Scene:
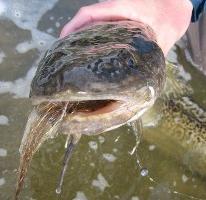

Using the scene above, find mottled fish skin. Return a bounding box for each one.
[16,21,166,199]
[15,20,206,200]
[158,97,206,176]
[30,21,165,101]
[142,63,206,176]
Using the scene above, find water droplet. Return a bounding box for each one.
[55,187,61,194]
[140,168,148,177]
[14,10,21,17]
[49,16,54,20]
[39,41,45,46]
[136,159,140,165]
[55,22,60,28]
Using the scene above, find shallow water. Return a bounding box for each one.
[0,0,206,200]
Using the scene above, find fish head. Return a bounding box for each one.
[30,21,166,136]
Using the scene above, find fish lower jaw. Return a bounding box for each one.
[60,98,154,136]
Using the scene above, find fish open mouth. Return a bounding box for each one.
[16,95,153,199]
[66,100,117,113]
[31,98,134,195]
[63,99,122,115]
[37,99,123,118]
[33,86,155,136]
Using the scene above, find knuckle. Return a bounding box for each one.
[78,6,89,14]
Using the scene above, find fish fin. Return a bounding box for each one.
[164,62,193,99]
[15,102,68,199]
[56,134,81,194]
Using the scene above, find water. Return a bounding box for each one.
[0,0,206,199]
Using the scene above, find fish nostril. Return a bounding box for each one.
[50,68,55,73]
[127,58,137,70]
[110,58,115,63]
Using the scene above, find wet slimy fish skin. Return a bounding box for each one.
[143,95,206,177]
[142,64,206,177]
[15,20,206,199]
[16,20,166,199]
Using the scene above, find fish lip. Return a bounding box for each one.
[31,85,156,121]
[31,85,155,105]
[60,95,154,135]
[30,86,156,136]
[32,95,129,106]
[32,97,132,118]
[31,86,156,117]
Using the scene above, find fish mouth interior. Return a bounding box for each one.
[37,99,124,118]
[66,99,121,115]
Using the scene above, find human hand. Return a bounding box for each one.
[60,0,193,55]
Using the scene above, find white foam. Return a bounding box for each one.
[90,162,95,167]
[88,141,98,151]
[113,148,118,153]
[0,0,59,97]
[92,173,109,192]
[1,1,55,28]
[131,197,139,200]
[15,41,35,54]
[103,153,116,162]
[0,177,5,186]
[55,22,60,28]
[148,144,156,151]
[0,148,7,157]
[0,115,9,125]
[72,191,88,200]
[0,50,5,63]
[0,0,6,15]
[49,16,54,20]
[1,0,57,52]
[46,28,54,34]
[0,65,36,98]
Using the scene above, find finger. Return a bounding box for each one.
[60,0,129,38]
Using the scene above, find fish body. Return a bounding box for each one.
[142,65,206,176]
[16,21,165,199]
[15,20,206,198]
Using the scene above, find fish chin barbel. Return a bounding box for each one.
[15,20,165,199]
